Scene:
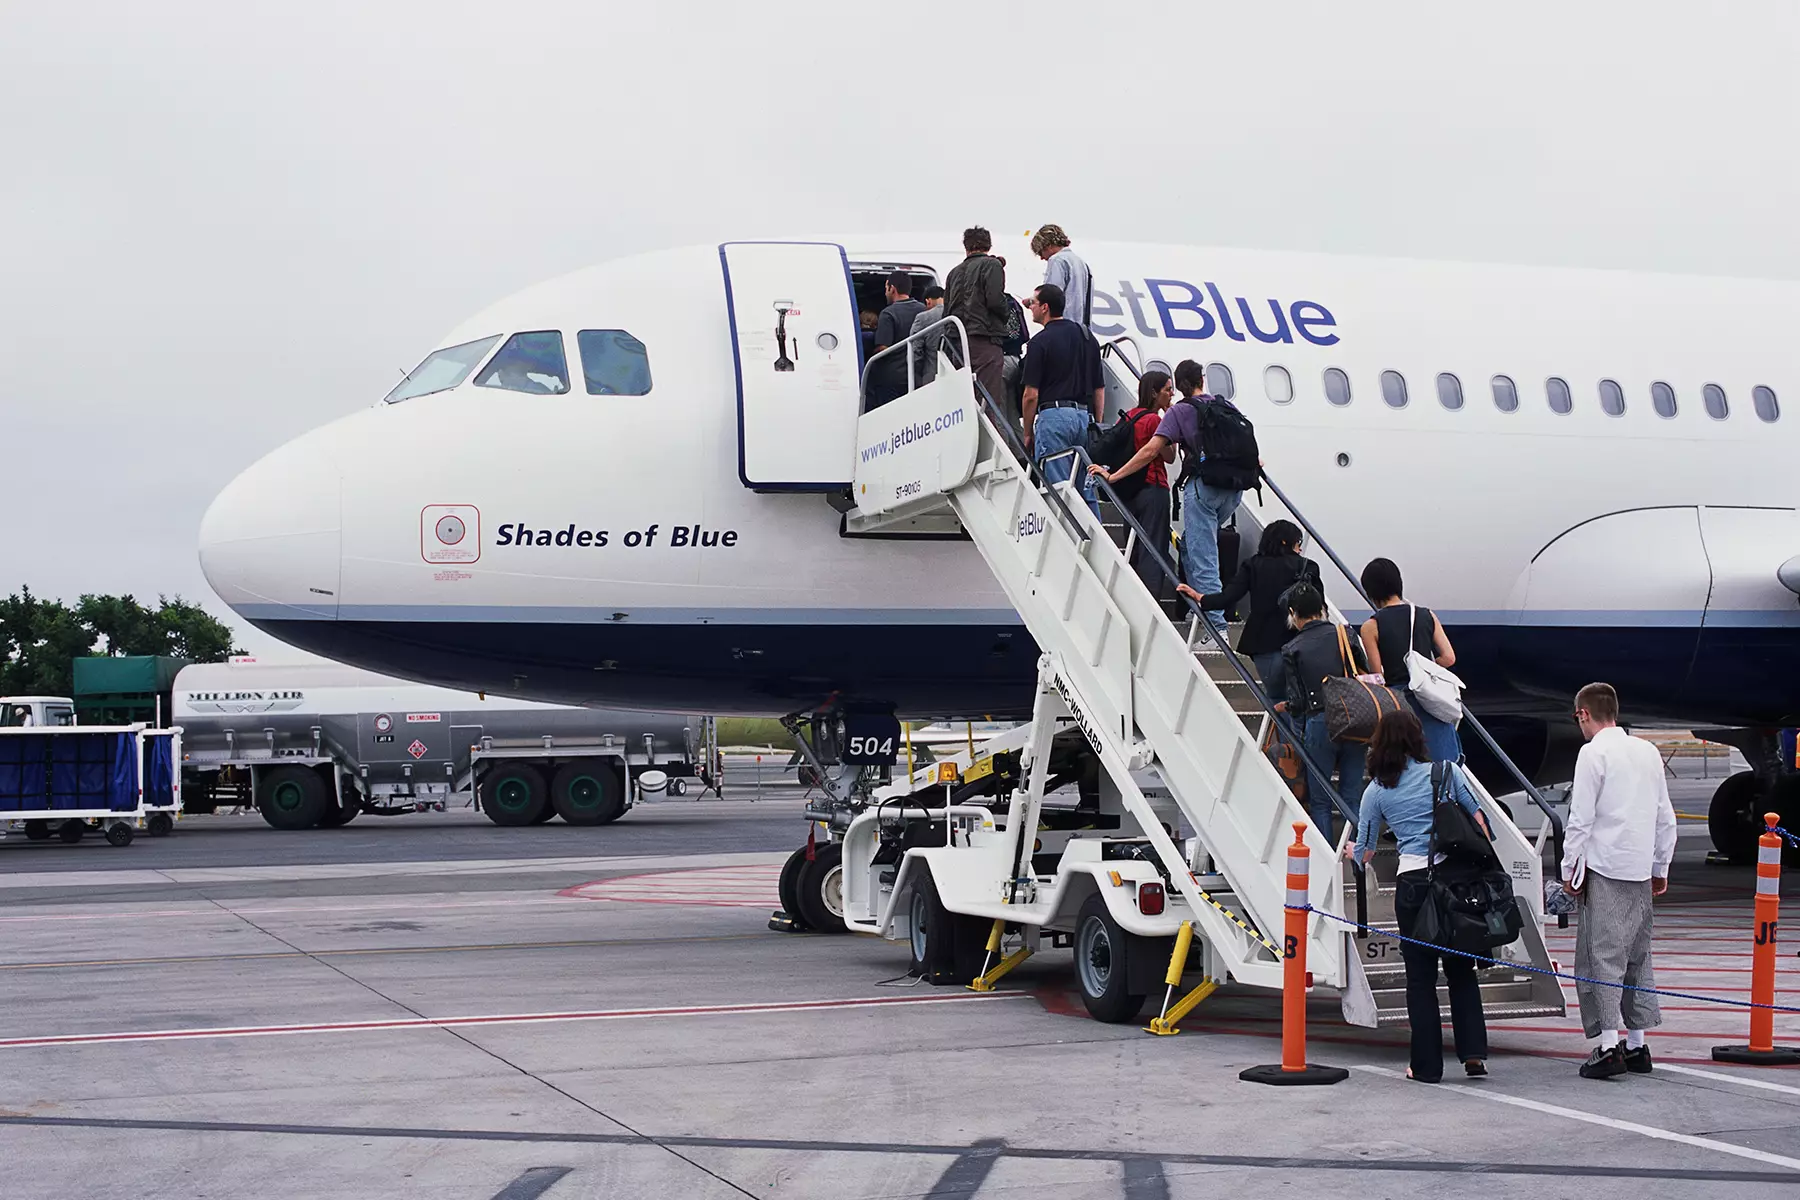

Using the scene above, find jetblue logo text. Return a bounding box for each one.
[858,407,965,464]
[1092,279,1338,346]
[1016,512,1047,541]
[497,523,740,549]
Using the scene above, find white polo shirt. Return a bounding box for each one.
[1560,726,1678,884]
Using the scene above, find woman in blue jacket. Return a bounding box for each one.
[1346,709,1492,1082]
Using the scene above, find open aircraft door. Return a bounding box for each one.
[720,242,861,492]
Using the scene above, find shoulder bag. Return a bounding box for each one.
[1403,604,1466,724]
[1321,623,1406,743]
[1427,762,1522,954]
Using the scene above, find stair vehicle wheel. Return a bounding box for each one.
[1708,771,1766,864]
[778,846,812,931]
[58,820,87,844]
[257,765,329,830]
[795,843,846,934]
[551,759,626,825]
[907,869,986,984]
[147,813,175,838]
[1075,893,1148,1024]
[481,762,548,826]
[105,822,134,847]
[23,820,51,841]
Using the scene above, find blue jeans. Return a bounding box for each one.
[1408,694,1463,764]
[1304,713,1366,834]
[1034,406,1098,516]
[1252,651,1285,705]
[1180,478,1241,629]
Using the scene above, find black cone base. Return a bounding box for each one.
[1712,1044,1800,1066]
[1239,1063,1350,1086]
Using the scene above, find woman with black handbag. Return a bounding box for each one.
[1272,583,1377,833]
[1346,710,1494,1082]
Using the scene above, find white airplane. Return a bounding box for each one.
[197,233,1800,851]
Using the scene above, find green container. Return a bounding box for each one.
[72,656,189,725]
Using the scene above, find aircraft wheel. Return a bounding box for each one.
[795,843,846,934]
[23,820,51,841]
[258,765,328,830]
[551,759,626,826]
[1074,893,1147,1024]
[482,762,548,826]
[58,820,87,844]
[147,813,175,838]
[105,823,134,847]
[777,846,811,931]
[1709,771,1766,864]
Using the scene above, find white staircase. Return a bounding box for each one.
[846,347,1349,994]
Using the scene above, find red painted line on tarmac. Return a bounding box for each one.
[0,990,1031,1050]
[0,898,572,925]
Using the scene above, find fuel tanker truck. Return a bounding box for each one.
[172,660,717,830]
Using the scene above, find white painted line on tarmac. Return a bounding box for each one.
[1355,1063,1800,1172]
[0,990,1033,1050]
[1657,1062,1800,1098]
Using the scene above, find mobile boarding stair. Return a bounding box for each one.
[836,316,1564,1028]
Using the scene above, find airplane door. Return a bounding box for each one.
[720,242,861,492]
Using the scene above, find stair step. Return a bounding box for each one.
[1370,999,1567,1028]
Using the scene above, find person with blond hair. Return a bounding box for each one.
[1562,682,1677,1079]
[1031,223,1092,330]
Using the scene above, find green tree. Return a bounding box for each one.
[0,590,241,697]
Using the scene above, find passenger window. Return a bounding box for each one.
[1650,381,1677,419]
[1754,385,1780,422]
[1436,372,1463,411]
[385,334,503,403]
[1324,367,1351,407]
[1598,378,1625,416]
[1547,377,1572,414]
[1703,383,1729,420]
[1263,364,1293,405]
[1207,363,1235,401]
[577,330,654,396]
[1491,375,1519,412]
[1380,370,1408,409]
[475,331,569,395]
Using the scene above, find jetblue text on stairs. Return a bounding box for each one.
[859,407,966,464]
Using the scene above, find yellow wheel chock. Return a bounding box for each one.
[968,918,1032,992]
[1145,921,1218,1035]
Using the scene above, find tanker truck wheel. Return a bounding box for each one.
[551,759,626,825]
[481,762,548,826]
[257,766,328,830]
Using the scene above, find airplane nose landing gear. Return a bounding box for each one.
[1705,730,1800,864]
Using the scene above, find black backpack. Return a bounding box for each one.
[1089,408,1157,501]
[1173,396,1260,492]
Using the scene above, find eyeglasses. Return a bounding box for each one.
[1571,710,1587,723]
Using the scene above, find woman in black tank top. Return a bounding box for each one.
[1357,557,1463,762]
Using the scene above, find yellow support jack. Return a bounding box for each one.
[968,918,1033,992]
[1144,922,1218,1035]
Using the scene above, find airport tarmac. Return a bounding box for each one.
[0,760,1797,1198]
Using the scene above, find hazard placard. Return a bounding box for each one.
[407,739,428,760]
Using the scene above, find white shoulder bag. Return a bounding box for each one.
[1403,603,1465,723]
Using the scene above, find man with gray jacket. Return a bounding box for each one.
[943,226,1010,407]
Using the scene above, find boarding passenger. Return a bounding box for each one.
[1562,683,1676,1080]
[859,309,879,363]
[1180,519,1320,701]
[1273,582,1368,833]
[1346,709,1493,1083]
[1091,360,1254,610]
[1032,224,1092,329]
[867,271,926,407]
[1107,369,1175,594]
[1019,283,1103,517]
[1358,558,1463,763]
[944,226,1011,406]
[909,285,948,384]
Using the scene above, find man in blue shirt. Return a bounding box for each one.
[1019,283,1102,517]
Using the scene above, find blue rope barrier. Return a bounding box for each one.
[1769,823,1800,849]
[1296,904,1800,1015]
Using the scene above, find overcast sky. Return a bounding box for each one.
[3,2,1797,656]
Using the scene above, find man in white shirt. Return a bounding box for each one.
[1561,682,1677,1080]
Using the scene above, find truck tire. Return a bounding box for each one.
[482,762,548,826]
[777,846,811,931]
[795,843,846,934]
[907,868,987,984]
[551,759,626,825]
[531,805,557,825]
[1075,893,1148,1024]
[317,773,360,828]
[258,766,328,830]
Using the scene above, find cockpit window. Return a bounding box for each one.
[577,330,653,395]
[475,331,570,395]
[385,335,502,403]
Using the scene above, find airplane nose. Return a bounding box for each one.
[200,429,344,621]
